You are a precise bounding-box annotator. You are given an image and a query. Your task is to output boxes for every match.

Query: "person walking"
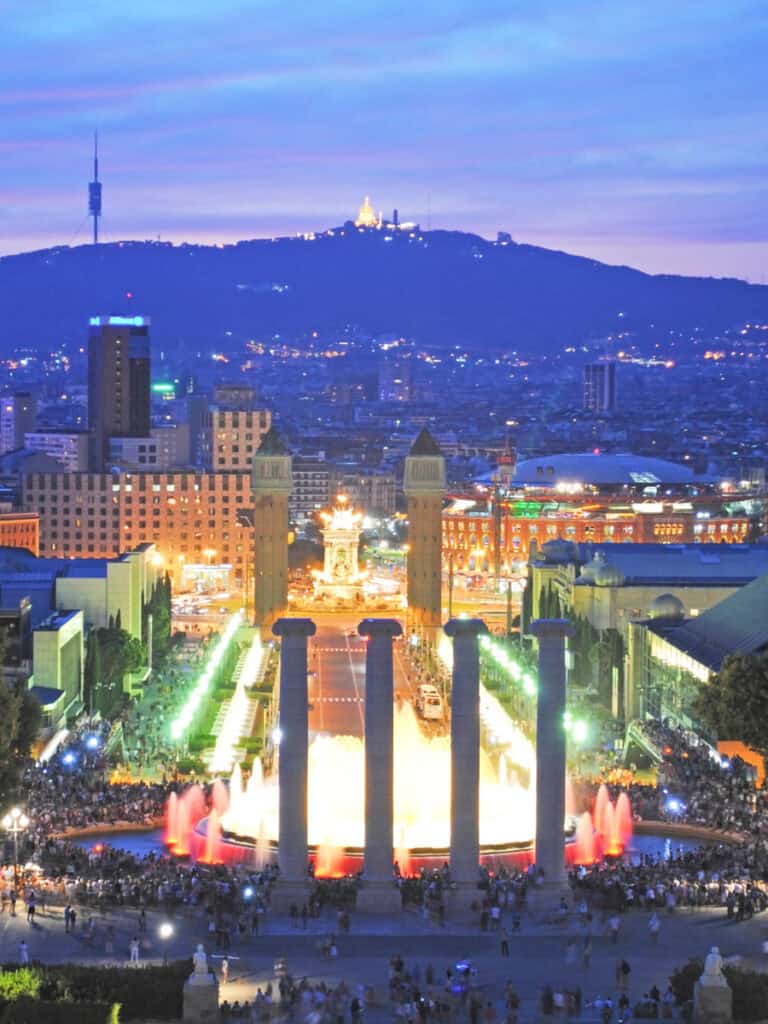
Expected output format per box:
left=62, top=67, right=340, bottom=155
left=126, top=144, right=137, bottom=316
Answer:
left=64, top=904, right=71, bottom=934
left=129, top=936, right=140, bottom=963
left=649, top=913, right=660, bottom=945
left=221, top=958, right=229, bottom=986
left=500, top=926, right=510, bottom=957
left=609, top=914, right=620, bottom=944
left=18, top=940, right=29, bottom=965
left=583, top=936, right=592, bottom=969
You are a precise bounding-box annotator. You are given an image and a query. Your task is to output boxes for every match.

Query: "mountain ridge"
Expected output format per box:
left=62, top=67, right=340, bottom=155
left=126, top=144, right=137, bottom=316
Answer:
left=2, top=226, right=767, bottom=354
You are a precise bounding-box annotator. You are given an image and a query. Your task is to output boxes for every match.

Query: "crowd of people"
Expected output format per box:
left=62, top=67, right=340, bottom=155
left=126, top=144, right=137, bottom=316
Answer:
left=22, top=721, right=168, bottom=847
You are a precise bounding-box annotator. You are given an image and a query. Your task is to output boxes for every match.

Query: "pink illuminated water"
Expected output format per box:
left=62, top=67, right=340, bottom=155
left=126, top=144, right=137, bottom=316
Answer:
left=590, top=786, right=634, bottom=858
left=164, top=792, right=179, bottom=847
left=201, top=808, right=223, bottom=865
left=573, top=811, right=597, bottom=865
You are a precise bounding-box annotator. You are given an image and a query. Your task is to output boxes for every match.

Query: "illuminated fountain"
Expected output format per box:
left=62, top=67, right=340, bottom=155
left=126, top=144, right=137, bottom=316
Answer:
left=205, top=701, right=537, bottom=869
left=572, top=784, right=634, bottom=864
left=311, top=496, right=368, bottom=606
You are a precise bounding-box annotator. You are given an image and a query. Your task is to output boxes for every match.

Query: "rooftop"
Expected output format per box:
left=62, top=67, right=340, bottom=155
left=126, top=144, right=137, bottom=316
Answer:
left=514, top=452, right=699, bottom=487
left=564, top=542, right=768, bottom=587
left=649, top=572, right=768, bottom=672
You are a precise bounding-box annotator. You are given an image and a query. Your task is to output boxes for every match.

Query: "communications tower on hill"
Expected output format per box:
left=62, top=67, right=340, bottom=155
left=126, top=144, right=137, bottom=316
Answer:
left=88, top=132, right=102, bottom=245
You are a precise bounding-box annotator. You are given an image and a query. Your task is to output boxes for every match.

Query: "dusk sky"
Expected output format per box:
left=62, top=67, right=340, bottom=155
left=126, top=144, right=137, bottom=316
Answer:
left=4, top=0, right=767, bottom=281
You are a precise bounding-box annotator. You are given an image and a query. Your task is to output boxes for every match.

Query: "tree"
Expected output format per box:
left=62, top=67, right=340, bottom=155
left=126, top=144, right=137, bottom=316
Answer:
left=0, top=629, right=41, bottom=804
left=692, top=652, right=768, bottom=755
left=91, top=627, right=146, bottom=717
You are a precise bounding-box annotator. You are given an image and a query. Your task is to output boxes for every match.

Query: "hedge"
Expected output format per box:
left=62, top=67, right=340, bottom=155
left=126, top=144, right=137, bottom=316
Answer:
left=0, top=962, right=191, bottom=1022
left=0, top=999, right=119, bottom=1024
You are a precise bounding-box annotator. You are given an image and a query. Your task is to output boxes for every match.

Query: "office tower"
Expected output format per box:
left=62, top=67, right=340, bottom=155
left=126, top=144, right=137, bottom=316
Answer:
left=583, top=362, right=617, bottom=414
left=88, top=316, right=151, bottom=469
left=0, top=392, right=36, bottom=455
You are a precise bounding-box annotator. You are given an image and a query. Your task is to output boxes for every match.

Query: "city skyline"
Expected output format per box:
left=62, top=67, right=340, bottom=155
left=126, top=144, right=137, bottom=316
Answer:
left=4, top=0, right=768, bottom=282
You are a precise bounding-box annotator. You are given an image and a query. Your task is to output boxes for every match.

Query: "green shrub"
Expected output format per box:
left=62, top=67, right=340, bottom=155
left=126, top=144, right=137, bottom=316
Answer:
left=0, top=968, right=41, bottom=1002
left=669, top=960, right=703, bottom=1005
left=0, top=1000, right=118, bottom=1024
left=0, top=963, right=190, bottom=1022
left=725, top=969, right=768, bottom=1022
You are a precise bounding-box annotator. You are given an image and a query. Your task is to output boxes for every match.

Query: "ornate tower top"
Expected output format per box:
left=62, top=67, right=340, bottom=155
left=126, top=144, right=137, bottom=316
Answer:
left=404, top=428, right=446, bottom=494
left=251, top=427, right=292, bottom=495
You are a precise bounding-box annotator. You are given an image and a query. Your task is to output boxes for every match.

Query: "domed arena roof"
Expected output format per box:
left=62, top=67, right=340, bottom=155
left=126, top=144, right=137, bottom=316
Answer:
left=513, top=453, right=696, bottom=487
left=648, top=593, right=686, bottom=620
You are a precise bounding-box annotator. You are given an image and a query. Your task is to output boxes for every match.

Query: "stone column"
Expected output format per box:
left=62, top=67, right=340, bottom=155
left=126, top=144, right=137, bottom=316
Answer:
left=529, top=617, right=575, bottom=913
left=446, top=618, right=488, bottom=910
left=356, top=618, right=403, bottom=913
left=272, top=617, right=316, bottom=908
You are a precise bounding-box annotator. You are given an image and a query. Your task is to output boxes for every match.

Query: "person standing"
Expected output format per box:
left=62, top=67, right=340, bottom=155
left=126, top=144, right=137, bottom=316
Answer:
left=129, top=936, right=140, bottom=963
left=18, top=940, right=29, bottom=964
left=500, top=926, right=510, bottom=957
left=221, top=958, right=229, bottom=986
left=582, top=936, right=592, bottom=969
left=649, top=913, right=660, bottom=945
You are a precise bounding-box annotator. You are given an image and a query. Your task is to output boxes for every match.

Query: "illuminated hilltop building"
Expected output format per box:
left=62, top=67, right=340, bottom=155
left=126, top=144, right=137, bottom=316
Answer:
left=354, top=196, right=381, bottom=229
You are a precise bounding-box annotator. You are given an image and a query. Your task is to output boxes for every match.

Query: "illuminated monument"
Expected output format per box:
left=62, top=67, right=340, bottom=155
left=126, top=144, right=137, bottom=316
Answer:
left=403, top=429, right=446, bottom=649
left=355, top=196, right=381, bottom=229
left=312, top=495, right=368, bottom=605
left=251, top=427, right=292, bottom=630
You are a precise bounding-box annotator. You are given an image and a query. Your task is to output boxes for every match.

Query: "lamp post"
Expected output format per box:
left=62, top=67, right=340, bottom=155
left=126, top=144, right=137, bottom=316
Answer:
left=2, top=807, right=30, bottom=891
left=447, top=550, right=455, bottom=620
left=158, top=921, right=174, bottom=965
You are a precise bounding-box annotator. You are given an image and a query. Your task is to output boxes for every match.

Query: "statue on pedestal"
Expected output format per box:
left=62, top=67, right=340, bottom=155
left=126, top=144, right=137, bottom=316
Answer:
left=694, top=947, right=732, bottom=1023
left=701, top=948, right=727, bottom=987
left=187, top=944, right=215, bottom=988
left=184, top=943, right=219, bottom=1021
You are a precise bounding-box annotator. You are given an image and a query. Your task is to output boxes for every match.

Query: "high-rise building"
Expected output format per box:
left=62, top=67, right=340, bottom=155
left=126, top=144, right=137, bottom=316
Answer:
left=88, top=316, right=151, bottom=469
left=210, top=408, right=272, bottom=470
left=0, top=392, right=36, bottom=455
left=583, top=362, right=617, bottom=414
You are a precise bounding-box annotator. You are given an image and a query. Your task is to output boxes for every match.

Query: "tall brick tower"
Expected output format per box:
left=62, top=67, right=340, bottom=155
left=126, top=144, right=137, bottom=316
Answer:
left=251, top=427, right=292, bottom=631
left=403, top=428, right=446, bottom=649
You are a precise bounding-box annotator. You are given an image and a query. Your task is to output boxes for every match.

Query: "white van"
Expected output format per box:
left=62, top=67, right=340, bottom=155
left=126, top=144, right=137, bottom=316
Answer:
left=416, top=684, right=444, bottom=721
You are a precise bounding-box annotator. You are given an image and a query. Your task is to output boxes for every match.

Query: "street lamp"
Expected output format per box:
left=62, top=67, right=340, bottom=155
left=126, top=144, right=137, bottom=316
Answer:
left=158, top=921, right=174, bottom=965
left=2, top=808, right=30, bottom=890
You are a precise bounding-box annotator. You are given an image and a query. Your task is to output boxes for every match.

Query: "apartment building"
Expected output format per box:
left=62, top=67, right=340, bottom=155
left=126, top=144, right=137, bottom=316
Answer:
left=22, top=471, right=253, bottom=589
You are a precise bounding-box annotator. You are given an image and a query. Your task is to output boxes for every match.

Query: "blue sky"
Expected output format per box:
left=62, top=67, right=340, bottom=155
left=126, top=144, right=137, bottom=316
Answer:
left=3, top=0, right=767, bottom=280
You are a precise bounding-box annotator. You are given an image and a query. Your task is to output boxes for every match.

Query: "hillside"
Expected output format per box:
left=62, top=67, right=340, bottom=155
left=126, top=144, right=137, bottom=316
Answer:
left=2, top=226, right=767, bottom=353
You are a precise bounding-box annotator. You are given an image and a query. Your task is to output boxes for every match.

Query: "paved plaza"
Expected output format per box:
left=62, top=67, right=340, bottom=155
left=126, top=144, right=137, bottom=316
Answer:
left=2, top=898, right=767, bottom=1020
